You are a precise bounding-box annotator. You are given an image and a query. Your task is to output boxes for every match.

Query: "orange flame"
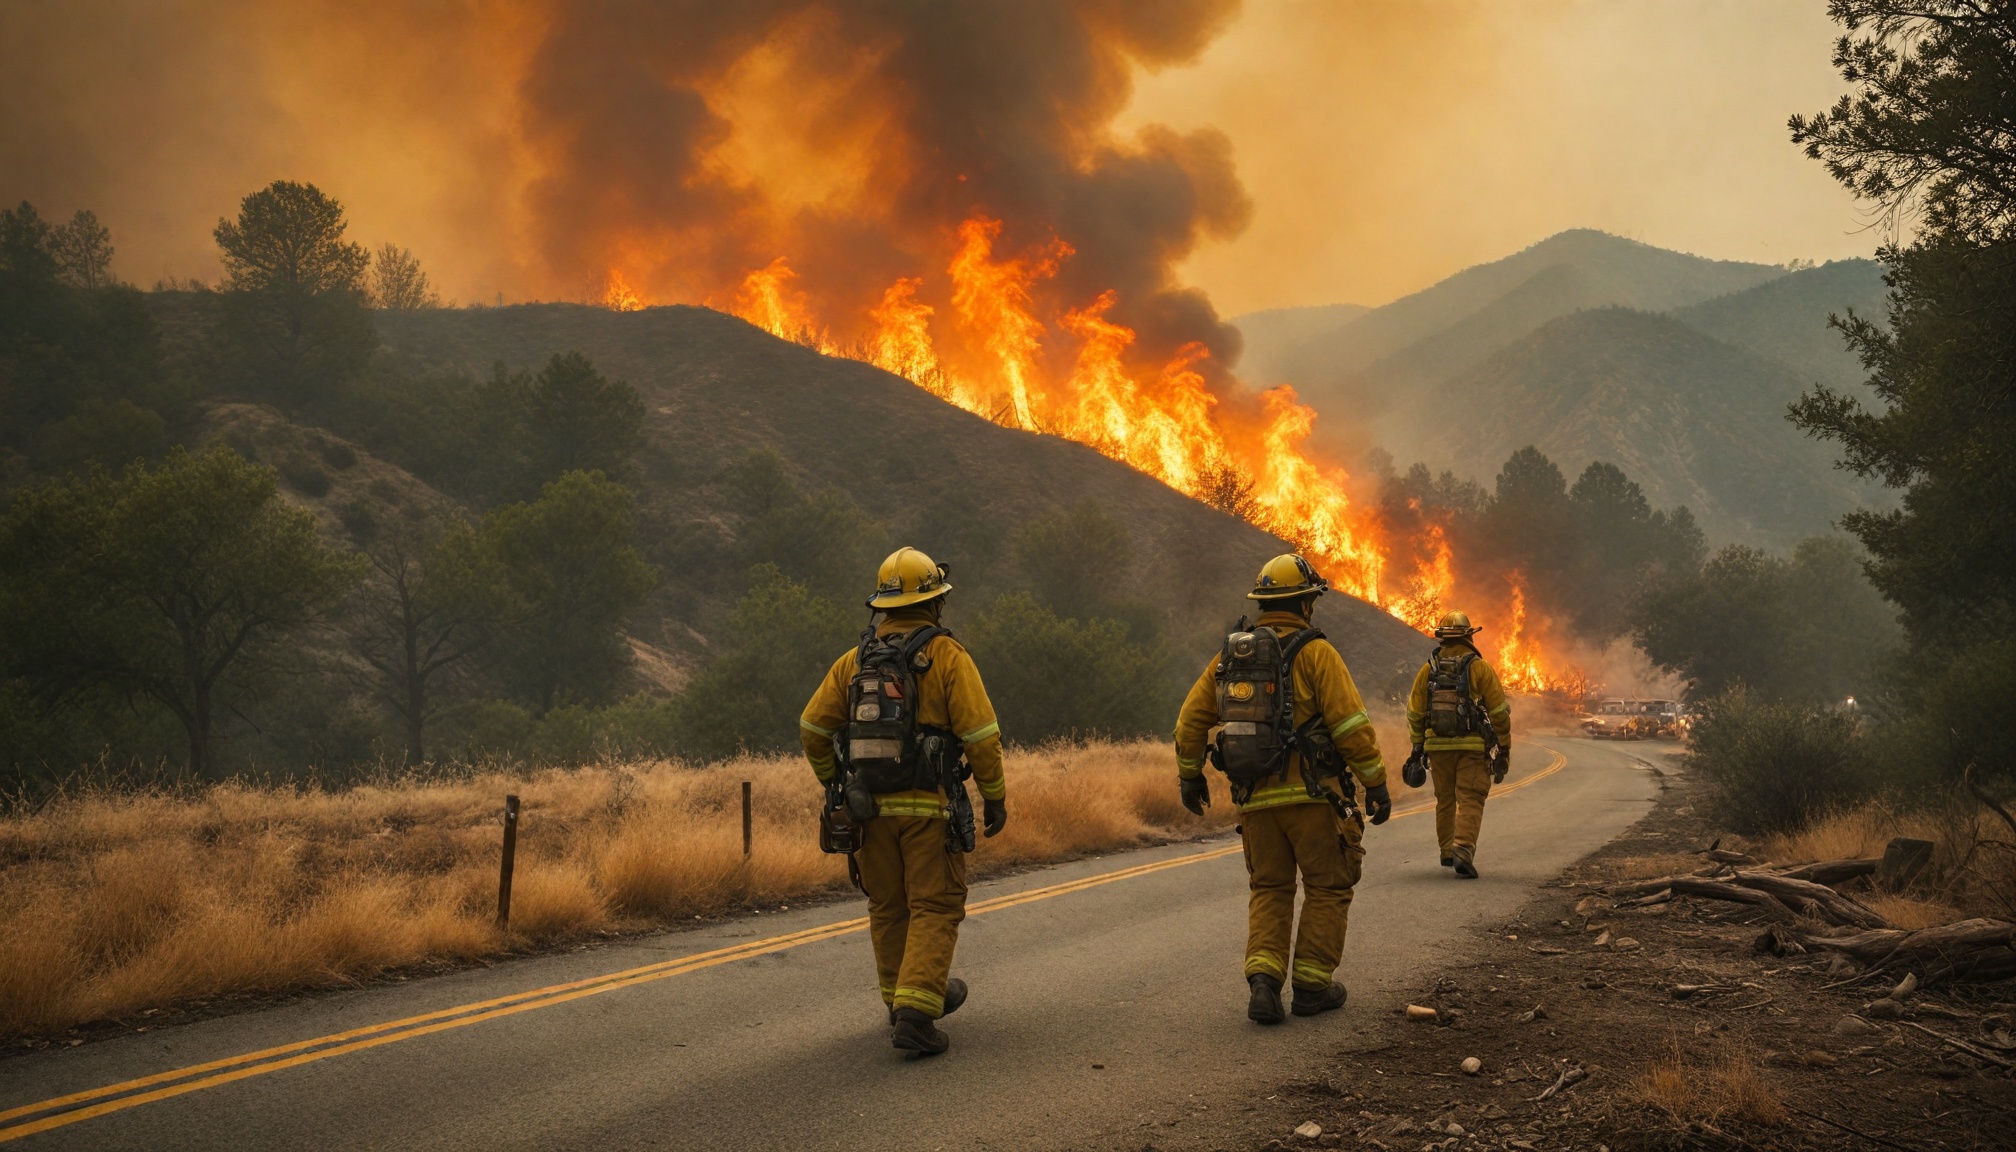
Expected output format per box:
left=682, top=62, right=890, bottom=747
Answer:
left=623, top=212, right=1559, bottom=685
left=602, top=271, right=647, bottom=312
left=948, top=216, right=1069, bottom=428
left=1387, top=514, right=1453, bottom=631
left=733, top=257, right=837, bottom=353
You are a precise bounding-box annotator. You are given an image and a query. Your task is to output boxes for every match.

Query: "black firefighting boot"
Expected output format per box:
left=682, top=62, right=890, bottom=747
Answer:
left=1292, top=981, right=1348, bottom=1016
left=891, top=1008, right=949, bottom=1055
left=1247, top=974, right=1285, bottom=1025
left=1441, top=855, right=1454, bottom=868
left=889, top=981, right=964, bottom=1025
left=1453, top=846, right=1478, bottom=879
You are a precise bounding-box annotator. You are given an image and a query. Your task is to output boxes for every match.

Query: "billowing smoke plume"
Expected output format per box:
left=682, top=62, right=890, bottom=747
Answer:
left=515, top=1, right=1252, bottom=390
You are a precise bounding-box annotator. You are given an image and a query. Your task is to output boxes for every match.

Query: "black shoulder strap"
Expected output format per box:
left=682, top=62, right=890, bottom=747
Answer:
left=1280, top=627, right=1326, bottom=670
left=894, top=624, right=948, bottom=667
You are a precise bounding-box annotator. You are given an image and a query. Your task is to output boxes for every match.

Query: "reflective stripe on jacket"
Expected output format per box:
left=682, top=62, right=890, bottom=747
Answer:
left=1406, top=642, right=1513, bottom=753
left=799, top=608, right=1005, bottom=819
left=1173, top=610, right=1387, bottom=812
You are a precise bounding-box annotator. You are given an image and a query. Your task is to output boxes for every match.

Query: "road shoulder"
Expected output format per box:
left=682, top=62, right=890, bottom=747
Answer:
left=1195, top=757, right=2016, bottom=1152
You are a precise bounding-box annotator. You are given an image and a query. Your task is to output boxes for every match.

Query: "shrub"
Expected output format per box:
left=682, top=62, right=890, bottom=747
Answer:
left=279, top=456, right=332, bottom=497
left=317, top=438, right=358, bottom=470
left=962, top=592, right=1173, bottom=744
left=1684, top=686, right=1875, bottom=835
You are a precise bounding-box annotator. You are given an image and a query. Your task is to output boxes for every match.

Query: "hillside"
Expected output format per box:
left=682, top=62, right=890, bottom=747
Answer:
left=1391, top=308, right=1879, bottom=544
left=372, top=304, right=1428, bottom=678
left=1232, top=302, right=1369, bottom=384
left=1237, top=229, right=1786, bottom=407
left=1671, top=258, right=1887, bottom=392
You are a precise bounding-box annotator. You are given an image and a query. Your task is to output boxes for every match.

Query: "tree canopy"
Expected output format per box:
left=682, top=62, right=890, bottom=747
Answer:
left=0, top=446, right=363, bottom=776
left=214, top=181, right=376, bottom=403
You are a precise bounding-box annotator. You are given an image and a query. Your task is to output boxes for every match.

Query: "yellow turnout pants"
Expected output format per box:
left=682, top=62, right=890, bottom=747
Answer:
left=1241, top=801, right=1365, bottom=990
left=1431, top=750, right=1493, bottom=856
left=856, top=813, right=968, bottom=1018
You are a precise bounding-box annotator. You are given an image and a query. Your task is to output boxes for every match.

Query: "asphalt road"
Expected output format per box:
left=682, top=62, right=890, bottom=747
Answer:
left=0, top=736, right=1663, bottom=1150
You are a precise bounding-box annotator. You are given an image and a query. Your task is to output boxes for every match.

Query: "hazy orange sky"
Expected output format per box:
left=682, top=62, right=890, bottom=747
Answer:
left=1130, top=0, right=1871, bottom=314
left=1, top=1, right=1870, bottom=315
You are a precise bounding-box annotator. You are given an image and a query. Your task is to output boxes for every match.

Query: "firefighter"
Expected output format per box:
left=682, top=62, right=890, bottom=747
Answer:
left=1174, top=554, right=1392, bottom=1024
left=800, top=547, right=1007, bottom=1056
left=1405, top=611, right=1512, bottom=879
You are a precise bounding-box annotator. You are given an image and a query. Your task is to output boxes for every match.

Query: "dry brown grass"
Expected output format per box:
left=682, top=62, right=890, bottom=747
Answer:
left=0, top=740, right=1235, bottom=1041
left=1635, top=1038, right=1785, bottom=1127
left=1763, top=796, right=2016, bottom=923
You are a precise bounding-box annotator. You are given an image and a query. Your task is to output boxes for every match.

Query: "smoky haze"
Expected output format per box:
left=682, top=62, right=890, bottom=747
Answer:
left=4, top=1, right=1256, bottom=384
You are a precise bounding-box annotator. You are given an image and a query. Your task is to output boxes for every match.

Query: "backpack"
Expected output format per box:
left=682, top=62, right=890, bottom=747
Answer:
left=1426, top=647, right=1483, bottom=739
left=841, top=625, right=958, bottom=796
left=1210, top=620, right=1324, bottom=783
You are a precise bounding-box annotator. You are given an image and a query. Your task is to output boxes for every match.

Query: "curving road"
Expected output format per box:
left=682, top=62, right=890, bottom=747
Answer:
left=0, top=737, right=1661, bottom=1150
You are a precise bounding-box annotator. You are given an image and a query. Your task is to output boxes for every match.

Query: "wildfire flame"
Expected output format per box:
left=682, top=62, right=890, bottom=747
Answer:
left=611, top=213, right=1560, bottom=684
left=1491, top=572, right=1590, bottom=697
left=601, top=272, right=646, bottom=312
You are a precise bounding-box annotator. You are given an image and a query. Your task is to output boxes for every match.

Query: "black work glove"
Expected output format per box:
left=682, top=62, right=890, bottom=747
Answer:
left=1179, top=773, right=1212, bottom=816
left=1492, top=752, right=1508, bottom=784
left=1364, top=783, right=1392, bottom=825
left=982, top=797, right=1008, bottom=837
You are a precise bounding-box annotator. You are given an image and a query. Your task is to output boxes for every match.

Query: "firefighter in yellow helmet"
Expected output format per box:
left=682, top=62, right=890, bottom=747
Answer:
left=800, top=546, right=1006, bottom=1056
left=1174, top=554, right=1391, bottom=1024
left=1404, top=611, right=1512, bottom=878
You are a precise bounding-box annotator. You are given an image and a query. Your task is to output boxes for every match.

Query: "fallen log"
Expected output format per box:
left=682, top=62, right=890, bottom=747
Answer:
left=1798, top=918, right=2016, bottom=983
left=1731, top=870, right=1890, bottom=929
left=1665, top=877, right=1798, bottom=921
left=1777, top=858, right=1878, bottom=886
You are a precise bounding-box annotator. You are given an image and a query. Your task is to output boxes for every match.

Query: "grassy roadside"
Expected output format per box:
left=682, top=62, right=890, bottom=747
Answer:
left=1, top=740, right=1251, bottom=1044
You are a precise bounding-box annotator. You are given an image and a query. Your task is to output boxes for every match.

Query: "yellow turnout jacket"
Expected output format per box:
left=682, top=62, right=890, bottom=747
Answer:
left=1174, top=610, right=1387, bottom=812
left=800, top=608, right=1005, bottom=819
left=1406, top=641, right=1512, bottom=753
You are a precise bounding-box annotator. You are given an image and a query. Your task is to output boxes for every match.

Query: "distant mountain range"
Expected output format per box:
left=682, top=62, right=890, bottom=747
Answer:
left=1232, top=230, right=1892, bottom=547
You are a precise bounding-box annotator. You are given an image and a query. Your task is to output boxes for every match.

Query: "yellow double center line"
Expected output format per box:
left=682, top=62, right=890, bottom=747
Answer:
left=0, top=743, right=1567, bottom=1143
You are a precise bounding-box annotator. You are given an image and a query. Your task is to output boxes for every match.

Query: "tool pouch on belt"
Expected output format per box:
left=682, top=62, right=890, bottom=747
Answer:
left=931, top=732, right=977, bottom=854
left=1295, top=718, right=1359, bottom=820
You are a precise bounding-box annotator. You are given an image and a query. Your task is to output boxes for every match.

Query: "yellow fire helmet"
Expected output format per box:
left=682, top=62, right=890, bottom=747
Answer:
left=868, top=546, right=952, bottom=609
left=1434, top=610, right=1482, bottom=638
left=1248, top=553, right=1330, bottom=601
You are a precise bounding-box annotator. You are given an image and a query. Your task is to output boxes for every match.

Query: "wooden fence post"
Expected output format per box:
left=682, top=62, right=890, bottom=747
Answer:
left=496, top=794, right=520, bottom=930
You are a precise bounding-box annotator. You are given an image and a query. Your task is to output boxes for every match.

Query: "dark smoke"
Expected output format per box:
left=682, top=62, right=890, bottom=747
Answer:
left=517, top=0, right=1252, bottom=381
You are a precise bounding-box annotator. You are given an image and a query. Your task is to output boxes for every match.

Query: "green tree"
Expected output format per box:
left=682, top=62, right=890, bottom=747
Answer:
left=1013, top=500, right=1135, bottom=614
left=0, top=202, right=171, bottom=475
left=963, top=592, right=1169, bottom=743
left=1633, top=536, right=1898, bottom=703
left=47, top=209, right=114, bottom=289
left=1564, top=461, right=1705, bottom=639
left=1787, top=1, right=2015, bottom=781
left=0, top=446, right=363, bottom=776
left=367, top=244, right=439, bottom=311
left=519, top=352, right=647, bottom=492
left=214, top=181, right=376, bottom=403
left=348, top=520, right=517, bottom=764
left=727, top=447, right=888, bottom=600
left=483, top=471, right=658, bottom=710
left=669, top=564, right=856, bottom=760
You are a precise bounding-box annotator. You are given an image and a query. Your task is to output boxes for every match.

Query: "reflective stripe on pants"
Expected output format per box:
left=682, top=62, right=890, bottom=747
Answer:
left=1241, top=801, right=1365, bottom=989
left=1431, top=749, right=1493, bottom=855
left=857, top=813, right=968, bottom=1018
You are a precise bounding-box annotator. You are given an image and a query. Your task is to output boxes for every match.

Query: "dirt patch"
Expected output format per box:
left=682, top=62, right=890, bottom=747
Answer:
left=1206, top=761, right=2016, bottom=1151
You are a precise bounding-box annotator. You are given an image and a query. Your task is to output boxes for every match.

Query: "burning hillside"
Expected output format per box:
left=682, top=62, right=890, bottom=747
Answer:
left=518, top=1, right=1578, bottom=690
